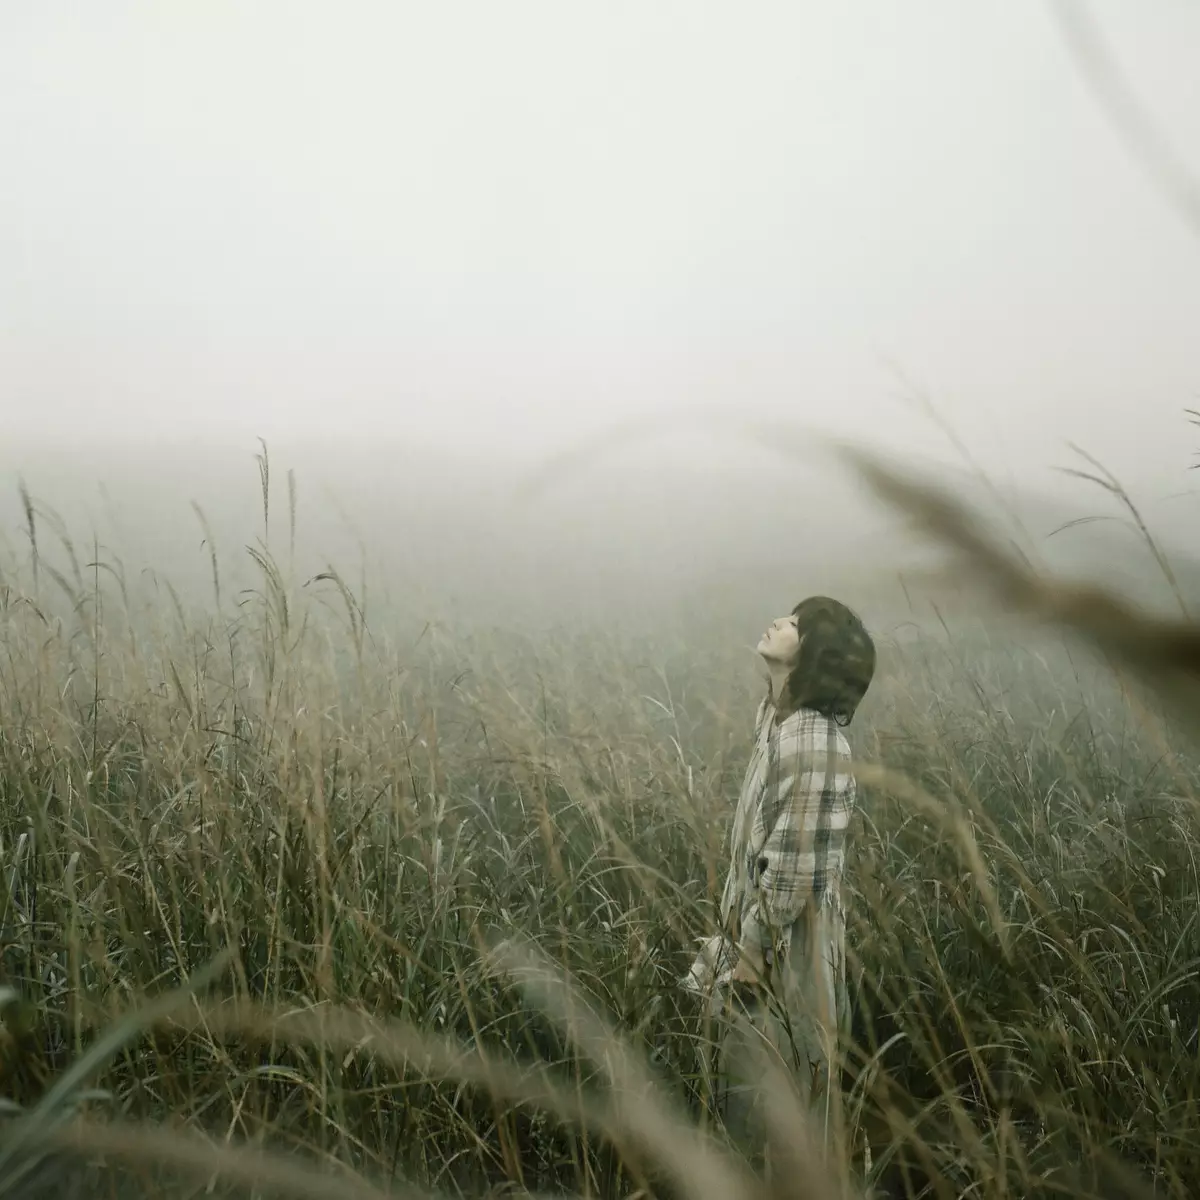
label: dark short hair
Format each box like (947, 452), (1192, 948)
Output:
(775, 595), (876, 726)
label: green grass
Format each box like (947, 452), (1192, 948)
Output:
(0, 465), (1198, 1199)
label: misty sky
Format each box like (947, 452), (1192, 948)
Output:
(3, 3), (1199, 496)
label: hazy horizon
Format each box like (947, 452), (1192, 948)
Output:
(3, 3), (1199, 635)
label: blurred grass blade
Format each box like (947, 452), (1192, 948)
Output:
(840, 444), (1200, 729)
(487, 934), (833, 1200)
(0, 948), (234, 1183)
(155, 995), (741, 1191)
(51, 1116), (427, 1199)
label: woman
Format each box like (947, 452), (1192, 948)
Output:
(683, 595), (876, 1160)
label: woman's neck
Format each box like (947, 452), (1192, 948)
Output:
(767, 662), (790, 706)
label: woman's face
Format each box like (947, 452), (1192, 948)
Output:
(757, 613), (801, 666)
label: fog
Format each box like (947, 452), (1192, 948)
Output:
(3, 3), (1199, 638)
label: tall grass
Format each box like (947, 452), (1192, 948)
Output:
(0, 450), (1197, 1198)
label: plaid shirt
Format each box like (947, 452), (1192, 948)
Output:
(683, 697), (857, 997)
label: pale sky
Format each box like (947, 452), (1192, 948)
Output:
(3, 2), (1199, 494)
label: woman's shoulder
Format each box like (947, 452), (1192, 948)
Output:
(776, 706), (855, 756)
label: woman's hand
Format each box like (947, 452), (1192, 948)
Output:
(730, 954), (765, 985)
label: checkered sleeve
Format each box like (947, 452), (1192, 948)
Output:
(737, 711), (856, 962)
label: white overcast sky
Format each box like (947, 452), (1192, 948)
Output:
(2, 2), (1199, 492)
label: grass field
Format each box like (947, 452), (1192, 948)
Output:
(0, 455), (1197, 1199)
